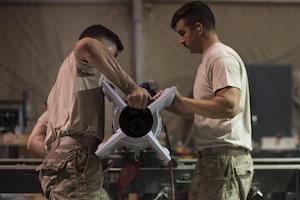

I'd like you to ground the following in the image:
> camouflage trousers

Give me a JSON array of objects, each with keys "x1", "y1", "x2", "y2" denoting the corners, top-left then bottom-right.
[
  {"x1": 188, "y1": 153, "x2": 254, "y2": 200},
  {"x1": 37, "y1": 144, "x2": 112, "y2": 200}
]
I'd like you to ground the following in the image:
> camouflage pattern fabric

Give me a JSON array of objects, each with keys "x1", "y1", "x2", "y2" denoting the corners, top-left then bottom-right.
[
  {"x1": 188, "y1": 153, "x2": 253, "y2": 200},
  {"x1": 37, "y1": 144, "x2": 112, "y2": 200}
]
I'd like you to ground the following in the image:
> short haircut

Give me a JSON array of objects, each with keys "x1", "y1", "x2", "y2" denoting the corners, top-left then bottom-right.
[
  {"x1": 79, "y1": 24, "x2": 124, "y2": 51},
  {"x1": 171, "y1": 1, "x2": 215, "y2": 31}
]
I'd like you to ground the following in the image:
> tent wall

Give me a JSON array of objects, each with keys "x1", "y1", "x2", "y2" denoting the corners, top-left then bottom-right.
[{"x1": 0, "y1": 1, "x2": 300, "y2": 146}]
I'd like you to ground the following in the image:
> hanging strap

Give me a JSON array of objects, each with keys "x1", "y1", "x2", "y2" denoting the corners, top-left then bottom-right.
[
  {"x1": 162, "y1": 116, "x2": 175, "y2": 200},
  {"x1": 117, "y1": 161, "x2": 139, "y2": 200}
]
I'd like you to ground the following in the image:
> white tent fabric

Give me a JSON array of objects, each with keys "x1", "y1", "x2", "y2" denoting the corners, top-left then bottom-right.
[{"x1": 1, "y1": 1, "x2": 300, "y2": 147}]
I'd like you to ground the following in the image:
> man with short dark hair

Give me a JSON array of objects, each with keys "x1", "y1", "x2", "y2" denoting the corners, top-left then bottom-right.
[
  {"x1": 28, "y1": 24, "x2": 151, "y2": 200},
  {"x1": 168, "y1": 1, "x2": 254, "y2": 199}
]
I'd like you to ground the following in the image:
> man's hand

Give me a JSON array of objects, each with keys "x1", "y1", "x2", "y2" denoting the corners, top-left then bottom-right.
[
  {"x1": 126, "y1": 87, "x2": 151, "y2": 109},
  {"x1": 172, "y1": 90, "x2": 184, "y2": 106}
]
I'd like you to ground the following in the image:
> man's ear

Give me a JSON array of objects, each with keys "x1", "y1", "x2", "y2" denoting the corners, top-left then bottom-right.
[{"x1": 195, "y1": 22, "x2": 203, "y2": 32}]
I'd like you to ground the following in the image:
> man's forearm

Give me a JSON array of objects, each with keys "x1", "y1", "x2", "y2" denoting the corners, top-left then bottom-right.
[
  {"x1": 27, "y1": 121, "x2": 48, "y2": 157},
  {"x1": 27, "y1": 135, "x2": 48, "y2": 157},
  {"x1": 75, "y1": 38, "x2": 139, "y2": 94}
]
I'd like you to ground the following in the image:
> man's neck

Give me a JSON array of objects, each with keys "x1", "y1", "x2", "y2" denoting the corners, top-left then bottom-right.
[{"x1": 201, "y1": 32, "x2": 220, "y2": 54}]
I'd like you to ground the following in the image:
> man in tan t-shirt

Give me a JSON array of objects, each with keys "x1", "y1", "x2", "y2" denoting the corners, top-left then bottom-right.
[
  {"x1": 168, "y1": 1, "x2": 254, "y2": 200},
  {"x1": 27, "y1": 24, "x2": 152, "y2": 200}
]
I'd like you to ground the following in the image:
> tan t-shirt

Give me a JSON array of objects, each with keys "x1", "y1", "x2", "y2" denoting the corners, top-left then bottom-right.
[
  {"x1": 193, "y1": 42, "x2": 252, "y2": 151},
  {"x1": 45, "y1": 51, "x2": 105, "y2": 150}
]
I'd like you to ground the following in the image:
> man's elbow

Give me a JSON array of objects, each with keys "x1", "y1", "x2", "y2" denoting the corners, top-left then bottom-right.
[
  {"x1": 74, "y1": 37, "x2": 94, "y2": 59},
  {"x1": 225, "y1": 107, "x2": 239, "y2": 119}
]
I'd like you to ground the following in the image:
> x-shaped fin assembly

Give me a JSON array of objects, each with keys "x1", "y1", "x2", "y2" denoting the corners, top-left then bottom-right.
[{"x1": 95, "y1": 80, "x2": 177, "y2": 161}]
